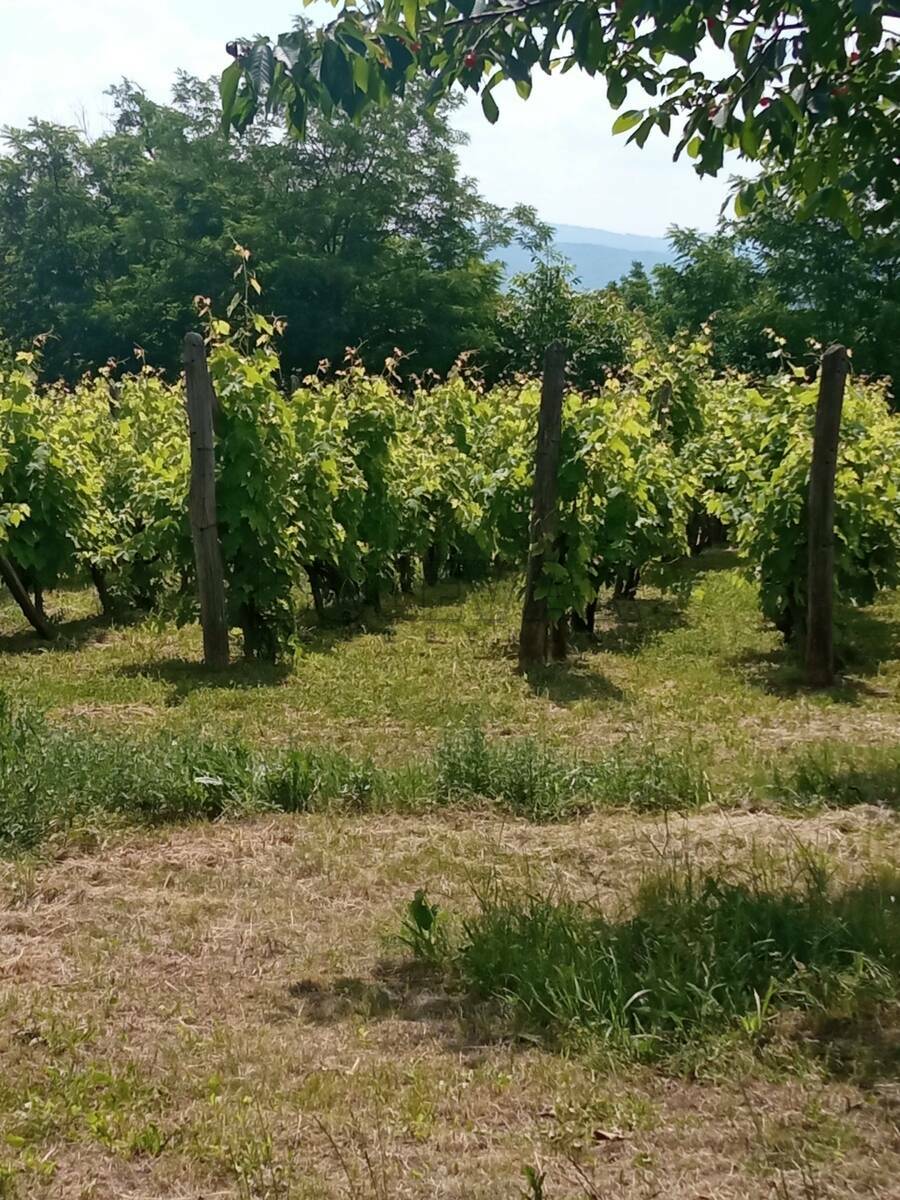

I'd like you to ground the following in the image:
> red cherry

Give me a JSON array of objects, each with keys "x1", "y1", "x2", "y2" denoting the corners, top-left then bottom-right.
[
  {"x1": 850, "y1": 50, "x2": 860, "y2": 62},
  {"x1": 832, "y1": 85, "x2": 850, "y2": 97},
  {"x1": 706, "y1": 17, "x2": 716, "y2": 31},
  {"x1": 759, "y1": 96, "x2": 771, "y2": 107},
  {"x1": 410, "y1": 40, "x2": 421, "y2": 52},
  {"x1": 464, "y1": 51, "x2": 478, "y2": 69}
]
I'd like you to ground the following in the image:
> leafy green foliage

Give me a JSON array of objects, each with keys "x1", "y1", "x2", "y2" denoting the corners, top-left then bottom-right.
[
  {"x1": 0, "y1": 358, "x2": 93, "y2": 594},
  {"x1": 426, "y1": 856, "x2": 900, "y2": 1058},
  {"x1": 631, "y1": 217, "x2": 900, "y2": 394},
  {"x1": 5, "y1": 309, "x2": 900, "y2": 661},
  {"x1": 0, "y1": 77, "x2": 542, "y2": 384},
  {"x1": 690, "y1": 373, "x2": 900, "y2": 641},
  {"x1": 210, "y1": 342, "x2": 300, "y2": 658},
  {"x1": 75, "y1": 370, "x2": 191, "y2": 610},
  {"x1": 398, "y1": 889, "x2": 448, "y2": 963},
  {"x1": 223, "y1": 2, "x2": 900, "y2": 228},
  {"x1": 490, "y1": 260, "x2": 638, "y2": 391},
  {"x1": 0, "y1": 358, "x2": 191, "y2": 611}
]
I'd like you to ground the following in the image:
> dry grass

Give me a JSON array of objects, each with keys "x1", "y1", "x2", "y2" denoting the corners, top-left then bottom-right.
[
  {"x1": 2, "y1": 559, "x2": 900, "y2": 1195},
  {"x1": 2, "y1": 807, "x2": 899, "y2": 1199}
]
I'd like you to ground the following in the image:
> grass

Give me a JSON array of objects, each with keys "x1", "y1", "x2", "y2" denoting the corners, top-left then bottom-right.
[
  {"x1": 433, "y1": 727, "x2": 712, "y2": 819},
  {"x1": 777, "y1": 744, "x2": 900, "y2": 811},
  {"x1": 0, "y1": 694, "x2": 714, "y2": 852},
  {"x1": 3, "y1": 553, "x2": 900, "y2": 854},
  {"x1": 1, "y1": 555, "x2": 900, "y2": 1195},
  {"x1": 408, "y1": 851, "x2": 900, "y2": 1063},
  {"x1": 1, "y1": 555, "x2": 899, "y2": 798},
  {"x1": 1, "y1": 810, "x2": 898, "y2": 1199}
]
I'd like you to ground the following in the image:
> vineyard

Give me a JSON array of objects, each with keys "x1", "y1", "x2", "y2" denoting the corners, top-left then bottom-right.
[
  {"x1": 3, "y1": 325, "x2": 900, "y2": 666},
  {"x1": 4, "y1": 326, "x2": 900, "y2": 1200},
  {"x1": 2, "y1": 0, "x2": 899, "y2": 1194}
]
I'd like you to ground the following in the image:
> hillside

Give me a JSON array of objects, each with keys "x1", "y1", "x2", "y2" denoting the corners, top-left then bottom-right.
[{"x1": 496, "y1": 222, "x2": 675, "y2": 289}]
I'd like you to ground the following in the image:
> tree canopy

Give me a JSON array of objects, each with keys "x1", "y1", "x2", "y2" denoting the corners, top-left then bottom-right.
[
  {"x1": 613, "y1": 209, "x2": 900, "y2": 390},
  {"x1": 0, "y1": 75, "x2": 542, "y2": 382},
  {"x1": 223, "y1": 2, "x2": 900, "y2": 231}
]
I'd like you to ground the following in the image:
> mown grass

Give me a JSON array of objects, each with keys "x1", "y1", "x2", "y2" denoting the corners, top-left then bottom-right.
[
  {"x1": 3, "y1": 552, "x2": 900, "y2": 852},
  {"x1": 401, "y1": 852, "x2": 900, "y2": 1067},
  {"x1": 2, "y1": 552, "x2": 900, "y2": 776},
  {"x1": 2, "y1": 808, "x2": 898, "y2": 1200},
  {"x1": 2, "y1": 556, "x2": 900, "y2": 1198}
]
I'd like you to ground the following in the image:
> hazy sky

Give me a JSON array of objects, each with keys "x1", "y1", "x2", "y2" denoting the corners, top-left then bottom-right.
[{"x1": 0, "y1": 0, "x2": 736, "y2": 236}]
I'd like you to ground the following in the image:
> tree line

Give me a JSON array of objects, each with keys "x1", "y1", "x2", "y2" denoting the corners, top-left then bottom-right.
[
  {"x1": 0, "y1": 71, "x2": 896, "y2": 395},
  {"x1": 0, "y1": 74, "x2": 542, "y2": 384}
]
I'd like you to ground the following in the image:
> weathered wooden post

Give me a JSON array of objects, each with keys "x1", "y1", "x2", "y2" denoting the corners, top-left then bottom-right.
[
  {"x1": 183, "y1": 332, "x2": 229, "y2": 669},
  {"x1": 0, "y1": 554, "x2": 54, "y2": 640},
  {"x1": 518, "y1": 341, "x2": 567, "y2": 670},
  {"x1": 805, "y1": 343, "x2": 849, "y2": 688}
]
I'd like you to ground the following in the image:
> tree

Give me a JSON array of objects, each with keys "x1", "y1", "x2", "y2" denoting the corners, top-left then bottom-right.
[
  {"x1": 0, "y1": 75, "x2": 543, "y2": 382},
  {"x1": 635, "y1": 214, "x2": 900, "y2": 392},
  {"x1": 650, "y1": 226, "x2": 784, "y2": 373},
  {"x1": 615, "y1": 262, "x2": 655, "y2": 314},
  {"x1": 222, "y1": 2, "x2": 900, "y2": 228},
  {"x1": 735, "y1": 201, "x2": 900, "y2": 390},
  {"x1": 490, "y1": 258, "x2": 638, "y2": 390}
]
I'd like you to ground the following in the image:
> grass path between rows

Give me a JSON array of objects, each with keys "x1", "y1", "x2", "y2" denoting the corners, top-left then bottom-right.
[{"x1": 3, "y1": 553, "x2": 900, "y2": 796}]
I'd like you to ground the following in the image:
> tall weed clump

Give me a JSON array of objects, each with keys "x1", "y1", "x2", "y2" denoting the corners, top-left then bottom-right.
[
  {"x1": 410, "y1": 855, "x2": 900, "y2": 1061},
  {"x1": 434, "y1": 728, "x2": 713, "y2": 820}
]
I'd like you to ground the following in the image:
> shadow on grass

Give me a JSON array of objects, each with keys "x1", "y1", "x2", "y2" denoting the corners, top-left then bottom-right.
[
  {"x1": 294, "y1": 577, "x2": 487, "y2": 655},
  {"x1": 734, "y1": 605, "x2": 900, "y2": 703},
  {"x1": 804, "y1": 1014, "x2": 900, "y2": 1086},
  {"x1": 551, "y1": 549, "x2": 737, "y2": 663},
  {"x1": 839, "y1": 606, "x2": 900, "y2": 673},
  {"x1": 645, "y1": 546, "x2": 739, "y2": 593},
  {"x1": 286, "y1": 960, "x2": 530, "y2": 1053},
  {"x1": 0, "y1": 611, "x2": 140, "y2": 656},
  {"x1": 524, "y1": 661, "x2": 625, "y2": 706},
  {"x1": 732, "y1": 648, "x2": 889, "y2": 704},
  {"x1": 590, "y1": 596, "x2": 687, "y2": 657},
  {"x1": 287, "y1": 960, "x2": 457, "y2": 1025},
  {"x1": 118, "y1": 657, "x2": 291, "y2": 704}
]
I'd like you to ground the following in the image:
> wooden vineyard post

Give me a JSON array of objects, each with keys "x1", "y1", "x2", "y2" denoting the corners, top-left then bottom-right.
[
  {"x1": 805, "y1": 343, "x2": 849, "y2": 688},
  {"x1": 183, "y1": 332, "x2": 230, "y2": 669},
  {"x1": 518, "y1": 341, "x2": 567, "y2": 670},
  {"x1": 0, "y1": 554, "x2": 54, "y2": 639}
]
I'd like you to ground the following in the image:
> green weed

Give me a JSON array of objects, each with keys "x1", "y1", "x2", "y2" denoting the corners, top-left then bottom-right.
[
  {"x1": 0, "y1": 696, "x2": 261, "y2": 850},
  {"x1": 409, "y1": 854, "x2": 900, "y2": 1062},
  {"x1": 434, "y1": 728, "x2": 713, "y2": 819},
  {"x1": 435, "y1": 729, "x2": 583, "y2": 820},
  {"x1": 778, "y1": 744, "x2": 900, "y2": 811},
  {"x1": 0, "y1": 684, "x2": 720, "y2": 854},
  {"x1": 588, "y1": 741, "x2": 714, "y2": 813},
  {"x1": 397, "y1": 889, "x2": 448, "y2": 964},
  {"x1": 259, "y1": 747, "x2": 381, "y2": 814}
]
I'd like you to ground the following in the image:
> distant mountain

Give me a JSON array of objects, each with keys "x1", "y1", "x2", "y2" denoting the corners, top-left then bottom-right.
[
  {"x1": 493, "y1": 223, "x2": 675, "y2": 291},
  {"x1": 552, "y1": 224, "x2": 671, "y2": 254}
]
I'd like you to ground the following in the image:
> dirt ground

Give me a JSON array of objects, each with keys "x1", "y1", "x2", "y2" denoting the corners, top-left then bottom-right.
[{"x1": 2, "y1": 806, "x2": 899, "y2": 1200}]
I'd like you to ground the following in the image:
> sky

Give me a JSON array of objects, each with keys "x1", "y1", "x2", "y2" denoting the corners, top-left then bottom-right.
[{"x1": 0, "y1": 0, "x2": 736, "y2": 237}]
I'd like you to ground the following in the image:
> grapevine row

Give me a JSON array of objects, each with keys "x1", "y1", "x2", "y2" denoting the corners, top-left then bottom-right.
[{"x1": 1, "y1": 336, "x2": 899, "y2": 661}]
